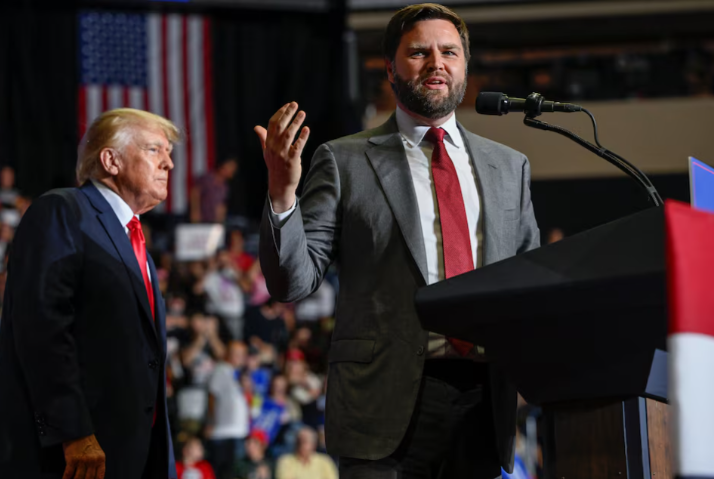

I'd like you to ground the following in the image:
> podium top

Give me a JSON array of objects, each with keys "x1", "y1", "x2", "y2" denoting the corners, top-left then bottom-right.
[{"x1": 416, "y1": 206, "x2": 667, "y2": 405}]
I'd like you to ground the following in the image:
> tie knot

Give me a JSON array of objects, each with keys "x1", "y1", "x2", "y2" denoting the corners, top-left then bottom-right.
[
  {"x1": 127, "y1": 216, "x2": 142, "y2": 232},
  {"x1": 425, "y1": 127, "x2": 446, "y2": 145}
]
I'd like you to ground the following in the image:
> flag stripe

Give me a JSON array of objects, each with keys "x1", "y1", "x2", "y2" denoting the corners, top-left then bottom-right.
[
  {"x1": 203, "y1": 18, "x2": 216, "y2": 171},
  {"x1": 87, "y1": 85, "x2": 102, "y2": 125},
  {"x1": 188, "y1": 16, "x2": 206, "y2": 179},
  {"x1": 181, "y1": 16, "x2": 194, "y2": 205},
  {"x1": 78, "y1": 86, "x2": 88, "y2": 139},
  {"x1": 129, "y1": 87, "x2": 144, "y2": 110},
  {"x1": 109, "y1": 85, "x2": 123, "y2": 110},
  {"x1": 161, "y1": 14, "x2": 172, "y2": 212},
  {"x1": 148, "y1": 14, "x2": 163, "y2": 116},
  {"x1": 168, "y1": 14, "x2": 187, "y2": 214}
]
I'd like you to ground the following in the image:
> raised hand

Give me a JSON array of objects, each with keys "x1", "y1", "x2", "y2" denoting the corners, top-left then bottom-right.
[
  {"x1": 254, "y1": 102, "x2": 310, "y2": 213},
  {"x1": 62, "y1": 434, "x2": 106, "y2": 479}
]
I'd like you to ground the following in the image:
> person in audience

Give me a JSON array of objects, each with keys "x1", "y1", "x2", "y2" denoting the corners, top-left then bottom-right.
[
  {"x1": 228, "y1": 229, "x2": 255, "y2": 274},
  {"x1": 0, "y1": 108, "x2": 181, "y2": 478},
  {"x1": 255, "y1": 4, "x2": 539, "y2": 478},
  {"x1": 205, "y1": 341, "x2": 250, "y2": 479},
  {"x1": 202, "y1": 249, "x2": 246, "y2": 341},
  {"x1": 190, "y1": 158, "x2": 238, "y2": 223},
  {"x1": 181, "y1": 312, "x2": 225, "y2": 386},
  {"x1": 176, "y1": 436, "x2": 217, "y2": 479},
  {"x1": 235, "y1": 430, "x2": 275, "y2": 479},
  {"x1": 243, "y1": 298, "x2": 290, "y2": 355},
  {"x1": 275, "y1": 427, "x2": 337, "y2": 479},
  {"x1": 284, "y1": 350, "x2": 323, "y2": 430}
]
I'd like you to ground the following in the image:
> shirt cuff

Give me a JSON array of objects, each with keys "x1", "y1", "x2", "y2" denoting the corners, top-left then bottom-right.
[{"x1": 268, "y1": 196, "x2": 297, "y2": 228}]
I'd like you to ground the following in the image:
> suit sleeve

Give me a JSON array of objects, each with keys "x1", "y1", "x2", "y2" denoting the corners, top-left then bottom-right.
[
  {"x1": 517, "y1": 156, "x2": 540, "y2": 253},
  {"x1": 9, "y1": 193, "x2": 93, "y2": 447},
  {"x1": 259, "y1": 143, "x2": 341, "y2": 303}
]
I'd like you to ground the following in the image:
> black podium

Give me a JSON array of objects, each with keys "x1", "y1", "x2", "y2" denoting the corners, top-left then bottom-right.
[{"x1": 415, "y1": 206, "x2": 671, "y2": 479}]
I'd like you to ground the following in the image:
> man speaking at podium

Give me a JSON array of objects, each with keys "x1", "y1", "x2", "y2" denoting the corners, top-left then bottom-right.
[
  {"x1": 0, "y1": 109, "x2": 178, "y2": 479},
  {"x1": 255, "y1": 3, "x2": 539, "y2": 478}
]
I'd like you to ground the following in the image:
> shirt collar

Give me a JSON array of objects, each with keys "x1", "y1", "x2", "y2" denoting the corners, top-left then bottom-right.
[
  {"x1": 395, "y1": 106, "x2": 464, "y2": 149},
  {"x1": 91, "y1": 179, "x2": 138, "y2": 228}
]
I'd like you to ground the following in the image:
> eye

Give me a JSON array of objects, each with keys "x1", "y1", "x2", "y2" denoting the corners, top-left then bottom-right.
[
  {"x1": 410, "y1": 51, "x2": 426, "y2": 57},
  {"x1": 443, "y1": 51, "x2": 456, "y2": 56}
]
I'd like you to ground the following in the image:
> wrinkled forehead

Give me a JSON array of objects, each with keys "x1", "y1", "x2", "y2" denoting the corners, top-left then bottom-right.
[{"x1": 126, "y1": 122, "x2": 173, "y2": 150}]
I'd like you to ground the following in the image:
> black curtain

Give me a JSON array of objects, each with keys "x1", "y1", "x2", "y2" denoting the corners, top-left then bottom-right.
[
  {"x1": 212, "y1": 4, "x2": 359, "y2": 220},
  {"x1": 0, "y1": 4, "x2": 78, "y2": 198},
  {"x1": 531, "y1": 173, "x2": 690, "y2": 242}
]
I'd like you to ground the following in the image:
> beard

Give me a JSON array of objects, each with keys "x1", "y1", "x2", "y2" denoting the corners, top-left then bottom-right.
[{"x1": 391, "y1": 69, "x2": 467, "y2": 119}]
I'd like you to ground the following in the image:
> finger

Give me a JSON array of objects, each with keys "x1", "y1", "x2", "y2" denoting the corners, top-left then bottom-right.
[
  {"x1": 62, "y1": 459, "x2": 77, "y2": 479},
  {"x1": 267, "y1": 103, "x2": 291, "y2": 138},
  {"x1": 74, "y1": 461, "x2": 88, "y2": 479},
  {"x1": 84, "y1": 464, "x2": 97, "y2": 479},
  {"x1": 254, "y1": 126, "x2": 267, "y2": 151},
  {"x1": 276, "y1": 102, "x2": 299, "y2": 134},
  {"x1": 290, "y1": 126, "x2": 311, "y2": 158},
  {"x1": 96, "y1": 460, "x2": 106, "y2": 479},
  {"x1": 283, "y1": 110, "x2": 306, "y2": 148}
]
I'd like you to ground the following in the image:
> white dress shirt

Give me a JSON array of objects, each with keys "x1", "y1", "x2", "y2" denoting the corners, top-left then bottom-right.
[
  {"x1": 91, "y1": 179, "x2": 152, "y2": 282},
  {"x1": 270, "y1": 108, "x2": 484, "y2": 358}
]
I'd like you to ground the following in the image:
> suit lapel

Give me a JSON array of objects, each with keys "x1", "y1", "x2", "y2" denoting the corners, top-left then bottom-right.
[
  {"x1": 81, "y1": 183, "x2": 159, "y2": 346},
  {"x1": 147, "y1": 254, "x2": 166, "y2": 355},
  {"x1": 458, "y1": 122, "x2": 502, "y2": 266},
  {"x1": 366, "y1": 117, "x2": 428, "y2": 284}
]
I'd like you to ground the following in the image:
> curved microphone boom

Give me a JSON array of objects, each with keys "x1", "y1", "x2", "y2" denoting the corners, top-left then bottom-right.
[{"x1": 475, "y1": 92, "x2": 663, "y2": 207}]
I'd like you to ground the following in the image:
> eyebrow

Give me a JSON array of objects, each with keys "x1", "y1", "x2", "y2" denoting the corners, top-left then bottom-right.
[
  {"x1": 143, "y1": 141, "x2": 173, "y2": 152},
  {"x1": 407, "y1": 43, "x2": 462, "y2": 51}
]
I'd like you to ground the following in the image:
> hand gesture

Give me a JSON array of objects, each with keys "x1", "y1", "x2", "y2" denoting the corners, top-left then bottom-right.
[
  {"x1": 62, "y1": 434, "x2": 106, "y2": 479},
  {"x1": 254, "y1": 102, "x2": 310, "y2": 213}
]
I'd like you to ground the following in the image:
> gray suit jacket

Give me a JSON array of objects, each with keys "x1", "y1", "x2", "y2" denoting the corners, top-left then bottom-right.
[{"x1": 260, "y1": 114, "x2": 540, "y2": 471}]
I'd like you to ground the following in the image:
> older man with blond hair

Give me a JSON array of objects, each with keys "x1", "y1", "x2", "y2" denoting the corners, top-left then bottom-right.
[{"x1": 0, "y1": 108, "x2": 179, "y2": 479}]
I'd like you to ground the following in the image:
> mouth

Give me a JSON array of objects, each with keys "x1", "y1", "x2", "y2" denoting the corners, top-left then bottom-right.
[{"x1": 423, "y1": 76, "x2": 449, "y2": 90}]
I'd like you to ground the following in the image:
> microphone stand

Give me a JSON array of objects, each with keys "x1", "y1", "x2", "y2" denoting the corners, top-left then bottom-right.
[{"x1": 523, "y1": 112, "x2": 663, "y2": 207}]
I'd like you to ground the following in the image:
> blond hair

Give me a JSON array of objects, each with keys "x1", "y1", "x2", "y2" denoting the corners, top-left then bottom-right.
[{"x1": 76, "y1": 108, "x2": 180, "y2": 184}]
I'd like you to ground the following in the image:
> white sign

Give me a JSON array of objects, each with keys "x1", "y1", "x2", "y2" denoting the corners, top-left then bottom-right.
[{"x1": 175, "y1": 224, "x2": 225, "y2": 261}]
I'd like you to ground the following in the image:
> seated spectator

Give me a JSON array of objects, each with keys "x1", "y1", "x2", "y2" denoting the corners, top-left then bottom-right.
[
  {"x1": 176, "y1": 436, "x2": 217, "y2": 479},
  {"x1": 235, "y1": 430, "x2": 275, "y2": 479},
  {"x1": 246, "y1": 347, "x2": 272, "y2": 398},
  {"x1": 257, "y1": 374, "x2": 302, "y2": 458},
  {"x1": 228, "y1": 229, "x2": 255, "y2": 274},
  {"x1": 206, "y1": 341, "x2": 250, "y2": 479},
  {"x1": 275, "y1": 427, "x2": 337, "y2": 479}
]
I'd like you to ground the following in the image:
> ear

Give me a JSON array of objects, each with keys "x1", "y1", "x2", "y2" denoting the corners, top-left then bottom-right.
[
  {"x1": 98, "y1": 147, "x2": 121, "y2": 176},
  {"x1": 385, "y1": 57, "x2": 395, "y2": 84}
]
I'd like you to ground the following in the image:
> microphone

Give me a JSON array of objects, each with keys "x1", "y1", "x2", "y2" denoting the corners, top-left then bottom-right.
[{"x1": 476, "y1": 92, "x2": 582, "y2": 116}]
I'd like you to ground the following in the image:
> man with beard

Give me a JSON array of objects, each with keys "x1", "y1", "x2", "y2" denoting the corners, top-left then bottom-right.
[{"x1": 254, "y1": 4, "x2": 539, "y2": 478}]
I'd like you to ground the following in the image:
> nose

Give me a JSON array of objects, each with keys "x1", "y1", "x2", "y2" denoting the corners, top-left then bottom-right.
[
  {"x1": 163, "y1": 151, "x2": 174, "y2": 170},
  {"x1": 427, "y1": 47, "x2": 445, "y2": 71}
]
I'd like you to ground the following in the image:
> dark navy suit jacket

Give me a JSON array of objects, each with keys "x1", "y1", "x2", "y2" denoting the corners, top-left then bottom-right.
[{"x1": 0, "y1": 182, "x2": 176, "y2": 478}]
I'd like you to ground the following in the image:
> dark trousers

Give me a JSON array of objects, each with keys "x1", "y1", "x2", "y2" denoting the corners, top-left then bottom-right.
[
  {"x1": 339, "y1": 359, "x2": 502, "y2": 479},
  {"x1": 207, "y1": 438, "x2": 242, "y2": 479}
]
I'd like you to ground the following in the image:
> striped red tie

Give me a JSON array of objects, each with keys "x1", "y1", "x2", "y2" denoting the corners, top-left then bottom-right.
[{"x1": 426, "y1": 127, "x2": 475, "y2": 357}]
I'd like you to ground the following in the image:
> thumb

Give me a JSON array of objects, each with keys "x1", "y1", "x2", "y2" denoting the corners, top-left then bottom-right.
[{"x1": 254, "y1": 126, "x2": 267, "y2": 151}]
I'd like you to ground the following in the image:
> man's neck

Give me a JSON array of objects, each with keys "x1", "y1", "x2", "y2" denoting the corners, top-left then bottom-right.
[{"x1": 396, "y1": 102, "x2": 454, "y2": 127}]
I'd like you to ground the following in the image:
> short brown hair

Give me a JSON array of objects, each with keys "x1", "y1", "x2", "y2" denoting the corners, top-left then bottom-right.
[
  {"x1": 383, "y1": 3, "x2": 471, "y2": 63},
  {"x1": 76, "y1": 108, "x2": 180, "y2": 184}
]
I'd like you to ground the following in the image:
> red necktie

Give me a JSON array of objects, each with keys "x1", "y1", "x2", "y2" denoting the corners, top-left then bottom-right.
[
  {"x1": 128, "y1": 217, "x2": 158, "y2": 427},
  {"x1": 127, "y1": 217, "x2": 155, "y2": 319},
  {"x1": 426, "y1": 127, "x2": 475, "y2": 357}
]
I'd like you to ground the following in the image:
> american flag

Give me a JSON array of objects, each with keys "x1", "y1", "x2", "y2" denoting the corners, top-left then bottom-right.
[{"x1": 79, "y1": 11, "x2": 215, "y2": 214}]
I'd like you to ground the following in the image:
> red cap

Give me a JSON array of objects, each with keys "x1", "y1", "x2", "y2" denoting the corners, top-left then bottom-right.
[{"x1": 249, "y1": 429, "x2": 269, "y2": 446}]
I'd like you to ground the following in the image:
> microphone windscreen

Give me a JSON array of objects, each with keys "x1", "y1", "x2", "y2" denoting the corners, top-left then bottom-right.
[{"x1": 476, "y1": 92, "x2": 506, "y2": 115}]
